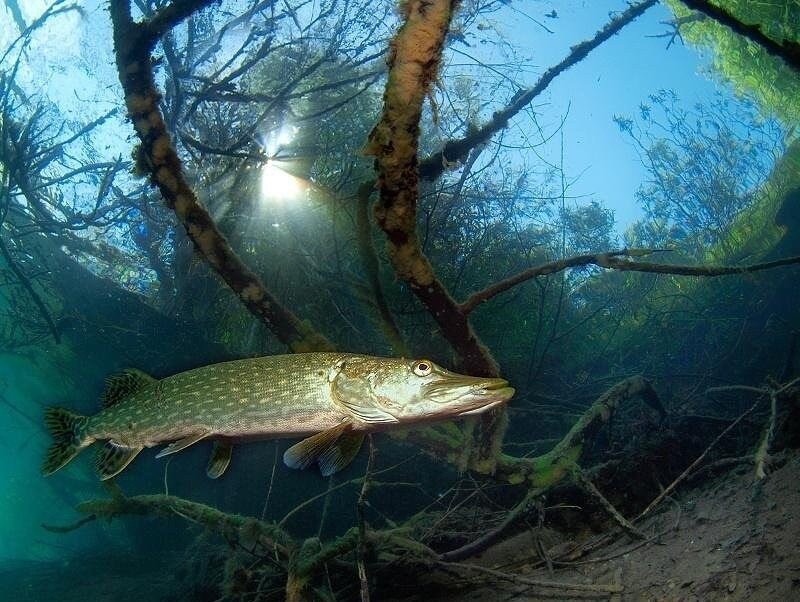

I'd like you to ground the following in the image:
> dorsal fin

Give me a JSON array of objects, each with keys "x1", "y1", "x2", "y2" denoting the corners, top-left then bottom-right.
[{"x1": 102, "y1": 369, "x2": 156, "y2": 407}]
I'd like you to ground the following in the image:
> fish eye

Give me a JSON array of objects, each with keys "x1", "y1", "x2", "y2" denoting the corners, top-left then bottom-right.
[{"x1": 413, "y1": 360, "x2": 432, "y2": 377}]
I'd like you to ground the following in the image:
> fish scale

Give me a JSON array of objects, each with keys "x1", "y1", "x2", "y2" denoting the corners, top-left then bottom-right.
[
  {"x1": 92, "y1": 353, "x2": 348, "y2": 445},
  {"x1": 42, "y1": 352, "x2": 514, "y2": 480}
]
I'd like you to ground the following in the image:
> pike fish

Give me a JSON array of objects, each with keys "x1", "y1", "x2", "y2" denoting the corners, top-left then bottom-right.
[{"x1": 42, "y1": 353, "x2": 514, "y2": 480}]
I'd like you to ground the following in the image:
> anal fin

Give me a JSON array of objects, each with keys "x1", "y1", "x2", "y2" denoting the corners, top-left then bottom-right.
[
  {"x1": 283, "y1": 419, "x2": 364, "y2": 476},
  {"x1": 155, "y1": 431, "x2": 211, "y2": 458},
  {"x1": 206, "y1": 440, "x2": 233, "y2": 479},
  {"x1": 96, "y1": 441, "x2": 143, "y2": 480}
]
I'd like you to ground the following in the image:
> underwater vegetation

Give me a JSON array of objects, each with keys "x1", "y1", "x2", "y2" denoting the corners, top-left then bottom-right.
[{"x1": 1, "y1": 0, "x2": 799, "y2": 600}]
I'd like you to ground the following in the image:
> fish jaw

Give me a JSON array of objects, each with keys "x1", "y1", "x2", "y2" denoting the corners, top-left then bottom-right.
[{"x1": 380, "y1": 376, "x2": 515, "y2": 426}]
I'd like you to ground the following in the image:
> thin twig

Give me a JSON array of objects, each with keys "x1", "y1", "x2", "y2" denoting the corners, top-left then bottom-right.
[
  {"x1": 574, "y1": 469, "x2": 645, "y2": 539},
  {"x1": 638, "y1": 392, "x2": 764, "y2": 519},
  {"x1": 461, "y1": 250, "x2": 800, "y2": 314},
  {"x1": 436, "y1": 561, "x2": 623, "y2": 593},
  {"x1": 0, "y1": 235, "x2": 60, "y2": 343},
  {"x1": 357, "y1": 435, "x2": 375, "y2": 602},
  {"x1": 261, "y1": 440, "x2": 279, "y2": 521}
]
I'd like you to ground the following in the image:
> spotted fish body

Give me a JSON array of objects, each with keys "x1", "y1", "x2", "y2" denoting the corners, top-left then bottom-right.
[
  {"x1": 93, "y1": 354, "x2": 350, "y2": 445},
  {"x1": 42, "y1": 353, "x2": 515, "y2": 480}
]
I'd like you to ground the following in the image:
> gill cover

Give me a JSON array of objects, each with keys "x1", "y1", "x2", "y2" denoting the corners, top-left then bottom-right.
[{"x1": 329, "y1": 356, "x2": 399, "y2": 424}]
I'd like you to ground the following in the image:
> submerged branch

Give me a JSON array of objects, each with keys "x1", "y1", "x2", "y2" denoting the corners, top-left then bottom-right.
[
  {"x1": 461, "y1": 250, "x2": 800, "y2": 314},
  {"x1": 364, "y1": 0, "x2": 505, "y2": 473},
  {"x1": 439, "y1": 486, "x2": 544, "y2": 562},
  {"x1": 679, "y1": 0, "x2": 800, "y2": 72},
  {"x1": 355, "y1": 183, "x2": 409, "y2": 356},
  {"x1": 436, "y1": 561, "x2": 624, "y2": 594},
  {"x1": 418, "y1": 0, "x2": 658, "y2": 181},
  {"x1": 41, "y1": 514, "x2": 97, "y2": 533},
  {"x1": 108, "y1": 0, "x2": 333, "y2": 353},
  {"x1": 77, "y1": 493, "x2": 294, "y2": 557}
]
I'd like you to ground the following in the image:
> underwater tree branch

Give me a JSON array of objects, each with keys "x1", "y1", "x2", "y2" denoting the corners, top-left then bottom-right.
[
  {"x1": 679, "y1": 0, "x2": 800, "y2": 72},
  {"x1": 364, "y1": 0, "x2": 507, "y2": 474},
  {"x1": 41, "y1": 514, "x2": 97, "y2": 533},
  {"x1": 439, "y1": 486, "x2": 544, "y2": 562},
  {"x1": 573, "y1": 469, "x2": 645, "y2": 540},
  {"x1": 495, "y1": 375, "x2": 663, "y2": 486},
  {"x1": 108, "y1": 0, "x2": 334, "y2": 353},
  {"x1": 356, "y1": 435, "x2": 375, "y2": 601},
  {"x1": 140, "y1": 0, "x2": 218, "y2": 48},
  {"x1": 461, "y1": 250, "x2": 800, "y2": 314},
  {"x1": 436, "y1": 561, "x2": 624, "y2": 594},
  {"x1": 417, "y1": 0, "x2": 658, "y2": 181},
  {"x1": 355, "y1": 182, "x2": 409, "y2": 356},
  {"x1": 77, "y1": 492, "x2": 295, "y2": 557}
]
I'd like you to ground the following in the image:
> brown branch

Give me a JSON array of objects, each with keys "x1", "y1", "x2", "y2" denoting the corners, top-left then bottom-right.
[
  {"x1": 461, "y1": 249, "x2": 800, "y2": 314},
  {"x1": 679, "y1": 0, "x2": 800, "y2": 73},
  {"x1": 439, "y1": 486, "x2": 543, "y2": 562},
  {"x1": 355, "y1": 182, "x2": 409, "y2": 356},
  {"x1": 418, "y1": 0, "x2": 658, "y2": 181},
  {"x1": 140, "y1": 0, "x2": 219, "y2": 49},
  {"x1": 435, "y1": 561, "x2": 623, "y2": 594},
  {"x1": 77, "y1": 492, "x2": 294, "y2": 557},
  {"x1": 364, "y1": 0, "x2": 505, "y2": 472},
  {"x1": 109, "y1": 0, "x2": 333, "y2": 352}
]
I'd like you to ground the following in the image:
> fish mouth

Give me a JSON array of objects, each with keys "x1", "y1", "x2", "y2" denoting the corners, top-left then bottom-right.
[
  {"x1": 469, "y1": 378, "x2": 511, "y2": 396},
  {"x1": 457, "y1": 398, "x2": 509, "y2": 416}
]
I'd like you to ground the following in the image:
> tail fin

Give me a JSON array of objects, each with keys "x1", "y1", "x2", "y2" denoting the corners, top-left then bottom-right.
[{"x1": 42, "y1": 407, "x2": 91, "y2": 476}]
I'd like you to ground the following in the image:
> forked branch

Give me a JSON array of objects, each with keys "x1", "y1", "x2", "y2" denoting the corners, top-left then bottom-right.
[{"x1": 418, "y1": 0, "x2": 658, "y2": 181}]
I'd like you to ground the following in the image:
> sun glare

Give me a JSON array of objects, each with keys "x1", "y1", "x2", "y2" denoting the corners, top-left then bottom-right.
[{"x1": 261, "y1": 160, "x2": 303, "y2": 202}]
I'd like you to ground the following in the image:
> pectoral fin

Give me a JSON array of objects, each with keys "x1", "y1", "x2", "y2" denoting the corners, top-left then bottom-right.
[
  {"x1": 96, "y1": 441, "x2": 143, "y2": 480},
  {"x1": 284, "y1": 420, "x2": 363, "y2": 475},
  {"x1": 206, "y1": 440, "x2": 233, "y2": 479},
  {"x1": 155, "y1": 431, "x2": 210, "y2": 458}
]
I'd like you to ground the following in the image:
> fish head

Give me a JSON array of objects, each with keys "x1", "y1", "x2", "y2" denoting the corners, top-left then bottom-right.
[{"x1": 330, "y1": 356, "x2": 515, "y2": 426}]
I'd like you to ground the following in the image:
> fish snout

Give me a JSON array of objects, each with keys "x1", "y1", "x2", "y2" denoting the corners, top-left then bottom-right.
[{"x1": 469, "y1": 378, "x2": 510, "y2": 396}]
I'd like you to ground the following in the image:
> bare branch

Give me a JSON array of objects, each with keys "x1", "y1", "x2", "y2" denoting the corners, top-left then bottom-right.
[
  {"x1": 364, "y1": 0, "x2": 505, "y2": 471},
  {"x1": 461, "y1": 249, "x2": 800, "y2": 314},
  {"x1": 141, "y1": 0, "x2": 219, "y2": 49},
  {"x1": 109, "y1": 0, "x2": 333, "y2": 352},
  {"x1": 679, "y1": 0, "x2": 800, "y2": 72},
  {"x1": 418, "y1": 0, "x2": 658, "y2": 181}
]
